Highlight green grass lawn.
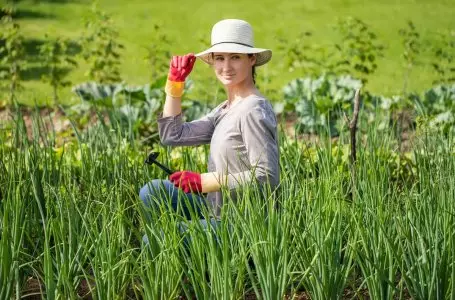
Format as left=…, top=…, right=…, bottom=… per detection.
left=4, top=0, right=455, bottom=106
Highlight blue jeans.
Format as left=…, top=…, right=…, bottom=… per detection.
left=139, top=179, right=219, bottom=244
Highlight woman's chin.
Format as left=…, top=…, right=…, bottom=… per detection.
left=220, top=78, right=237, bottom=86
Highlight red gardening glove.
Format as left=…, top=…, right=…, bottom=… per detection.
left=168, top=53, right=196, bottom=82
left=169, top=170, right=202, bottom=193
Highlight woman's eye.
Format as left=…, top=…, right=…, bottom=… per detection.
left=232, top=55, right=240, bottom=60
left=215, top=56, right=224, bottom=61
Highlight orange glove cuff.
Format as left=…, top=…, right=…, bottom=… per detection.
left=165, top=80, right=185, bottom=98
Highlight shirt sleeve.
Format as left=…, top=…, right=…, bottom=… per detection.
left=157, top=112, right=215, bottom=146
left=226, top=103, right=280, bottom=189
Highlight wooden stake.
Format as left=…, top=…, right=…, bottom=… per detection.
left=350, top=89, right=361, bottom=165
left=344, top=89, right=361, bottom=200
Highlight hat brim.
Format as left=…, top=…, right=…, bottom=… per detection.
left=195, top=43, right=272, bottom=66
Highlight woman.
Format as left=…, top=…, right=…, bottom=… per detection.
left=139, top=19, right=280, bottom=224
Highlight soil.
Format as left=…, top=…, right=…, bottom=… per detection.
left=20, top=275, right=400, bottom=299
left=21, top=277, right=95, bottom=300
left=0, top=106, right=71, bottom=138
left=0, top=106, right=112, bottom=146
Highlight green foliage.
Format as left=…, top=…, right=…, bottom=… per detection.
left=2, top=96, right=455, bottom=299
left=414, top=83, right=455, bottom=134
left=276, top=76, right=455, bottom=138
left=431, top=30, right=455, bottom=85
left=277, top=31, right=353, bottom=78
left=0, top=5, right=26, bottom=103
left=71, top=78, right=209, bottom=143
left=399, top=21, right=421, bottom=95
left=72, top=80, right=163, bottom=136
left=80, top=2, right=123, bottom=83
left=72, top=79, right=164, bottom=106
left=278, top=31, right=327, bottom=76
left=39, top=35, right=78, bottom=104
left=181, top=99, right=213, bottom=122
left=4, top=0, right=455, bottom=104
left=255, top=66, right=280, bottom=102
left=376, top=94, right=414, bottom=133
left=276, top=74, right=362, bottom=135
left=277, top=17, right=384, bottom=85
left=332, top=17, right=384, bottom=84
left=144, top=23, right=171, bottom=82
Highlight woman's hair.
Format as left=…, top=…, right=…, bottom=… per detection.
left=248, top=54, right=257, bottom=85
left=210, top=53, right=257, bottom=84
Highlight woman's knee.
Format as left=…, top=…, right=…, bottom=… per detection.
left=139, top=179, right=171, bottom=206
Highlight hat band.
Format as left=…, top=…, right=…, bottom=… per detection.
left=211, top=41, right=253, bottom=48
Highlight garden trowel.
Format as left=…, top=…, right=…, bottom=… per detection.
left=144, top=152, right=174, bottom=175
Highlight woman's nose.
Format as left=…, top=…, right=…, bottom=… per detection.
left=223, top=58, right=232, bottom=69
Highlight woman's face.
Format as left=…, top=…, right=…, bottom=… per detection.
left=212, top=53, right=256, bottom=87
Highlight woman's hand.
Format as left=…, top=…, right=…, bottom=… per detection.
left=165, top=53, right=196, bottom=98
left=163, top=53, right=196, bottom=117
left=168, top=53, right=196, bottom=82
left=169, top=170, right=202, bottom=193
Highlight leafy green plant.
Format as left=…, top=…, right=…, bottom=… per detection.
left=0, top=6, right=26, bottom=103
left=276, top=17, right=384, bottom=85
left=277, top=31, right=344, bottom=78
left=71, top=78, right=210, bottom=143
left=276, top=74, right=362, bottom=135
left=431, top=30, right=455, bottom=85
left=144, top=23, right=171, bottom=82
left=39, top=34, right=78, bottom=104
left=382, top=20, right=422, bottom=147
left=72, top=80, right=164, bottom=141
left=278, top=31, right=319, bottom=75
left=414, top=83, right=455, bottom=134
left=399, top=21, right=421, bottom=96
left=332, top=17, right=384, bottom=84
left=80, top=2, right=123, bottom=83
left=395, top=133, right=455, bottom=299
left=256, top=65, right=281, bottom=103
left=72, top=80, right=164, bottom=106
left=181, top=98, right=212, bottom=122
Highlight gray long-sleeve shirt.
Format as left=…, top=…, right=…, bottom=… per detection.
left=157, top=94, right=280, bottom=218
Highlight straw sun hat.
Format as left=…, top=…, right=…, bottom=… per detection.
left=195, top=19, right=272, bottom=67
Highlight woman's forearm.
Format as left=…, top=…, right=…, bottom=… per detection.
left=201, top=172, right=222, bottom=193
left=162, top=94, right=182, bottom=117
left=201, top=168, right=278, bottom=194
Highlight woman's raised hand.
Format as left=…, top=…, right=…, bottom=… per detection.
left=168, top=53, right=196, bottom=82
left=165, top=53, right=196, bottom=98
